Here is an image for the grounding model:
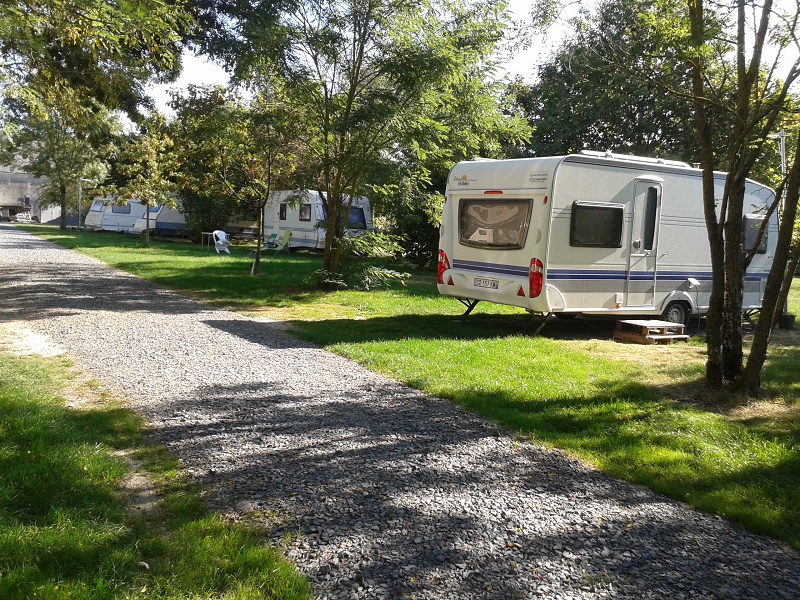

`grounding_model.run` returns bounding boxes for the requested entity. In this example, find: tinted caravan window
[299,204,312,221]
[111,203,131,214]
[743,214,768,254]
[458,198,533,249]
[348,207,367,230]
[279,204,287,220]
[570,202,624,248]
